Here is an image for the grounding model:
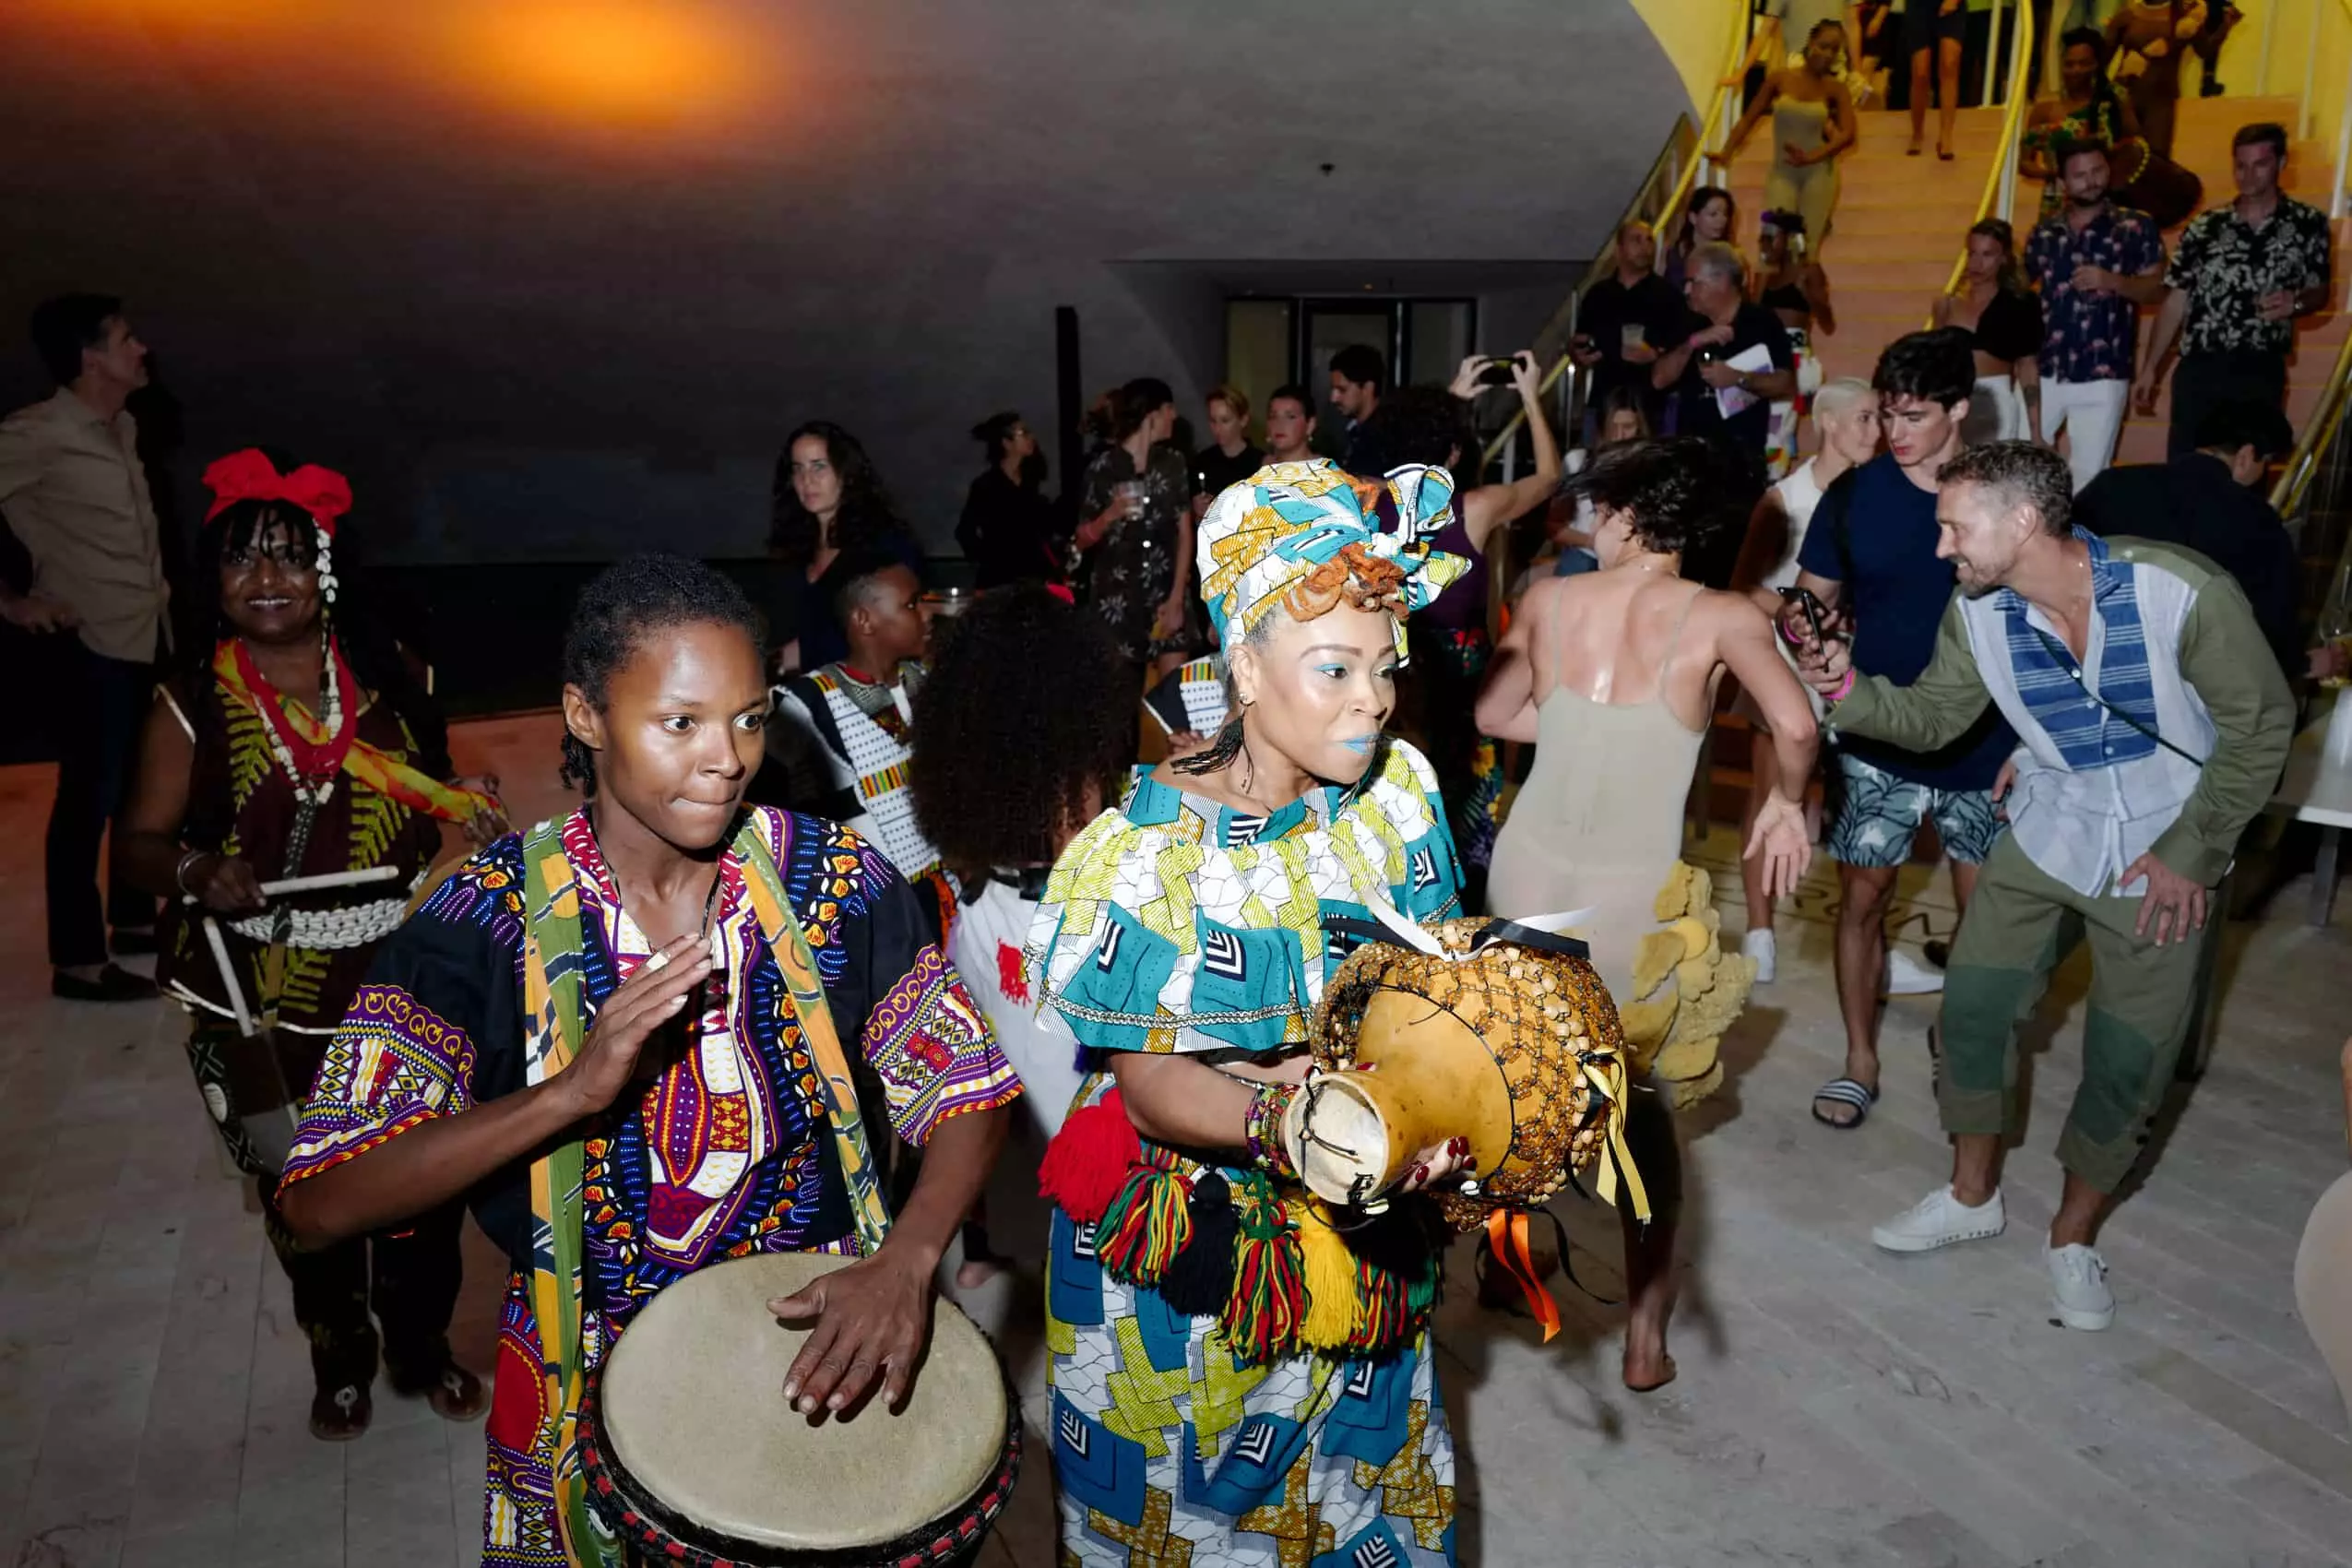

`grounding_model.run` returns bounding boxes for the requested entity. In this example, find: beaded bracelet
[1243,1081,1301,1181]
